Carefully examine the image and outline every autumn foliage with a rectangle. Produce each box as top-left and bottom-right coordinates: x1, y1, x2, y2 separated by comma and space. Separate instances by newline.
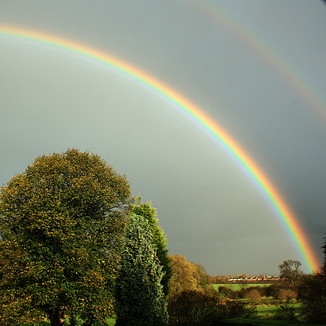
168, 254, 208, 296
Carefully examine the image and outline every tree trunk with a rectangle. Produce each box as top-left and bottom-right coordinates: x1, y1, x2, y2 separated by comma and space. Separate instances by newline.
48, 307, 63, 326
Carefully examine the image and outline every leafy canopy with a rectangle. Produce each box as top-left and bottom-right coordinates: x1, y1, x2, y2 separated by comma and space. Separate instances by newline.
0, 149, 132, 326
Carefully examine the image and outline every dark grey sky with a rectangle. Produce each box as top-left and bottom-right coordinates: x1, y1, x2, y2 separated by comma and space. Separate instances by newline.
0, 0, 325, 275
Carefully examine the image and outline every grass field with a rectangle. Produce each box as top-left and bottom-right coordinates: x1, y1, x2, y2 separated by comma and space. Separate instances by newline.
222, 318, 325, 325
212, 283, 270, 292
256, 303, 299, 317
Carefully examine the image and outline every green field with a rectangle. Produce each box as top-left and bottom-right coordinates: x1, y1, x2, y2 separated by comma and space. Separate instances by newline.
212, 283, 270, 291
223, 318, 325, 326
256, 303, 299, 317
223, 303, 326, 326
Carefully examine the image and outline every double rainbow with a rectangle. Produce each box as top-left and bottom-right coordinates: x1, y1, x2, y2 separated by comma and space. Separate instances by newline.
0, 25, 320, 272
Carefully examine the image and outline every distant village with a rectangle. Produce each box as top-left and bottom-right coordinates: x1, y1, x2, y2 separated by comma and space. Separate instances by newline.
227, 276, 281, 282
209, 275, 282, 284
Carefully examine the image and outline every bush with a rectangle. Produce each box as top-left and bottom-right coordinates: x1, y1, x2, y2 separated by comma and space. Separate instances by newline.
168, 290, 256, 325
168, 290, 221, 325
273, 304, 297, 321
278, 289, 298, 302
245, 289, 262, 304
218, 301, 256, 319
265, 284, 282, 298
238, 286, 265, 300
218, 286, 237, 299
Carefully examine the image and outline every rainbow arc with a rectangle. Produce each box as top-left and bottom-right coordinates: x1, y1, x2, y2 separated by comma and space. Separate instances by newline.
0, 25, 320, 272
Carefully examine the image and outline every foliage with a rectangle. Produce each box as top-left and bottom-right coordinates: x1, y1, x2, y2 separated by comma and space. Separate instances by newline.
168, 289, 256, 325
300, 273, 326, 324
278, 259, 303, 286
168, 254, 209, 296
114, 214, 168, 326
218, 300, 256, 320
265, 284, 282, 299
273, 304, 297, 321
167, 290, 221, 325
245, 289, 262, 304
218, 286, 237, 299
213, 284, 282, 301
0, 149, 132, 326
213, 283, 271, 291
131, 200, 172, 296
278, 289, 298, 301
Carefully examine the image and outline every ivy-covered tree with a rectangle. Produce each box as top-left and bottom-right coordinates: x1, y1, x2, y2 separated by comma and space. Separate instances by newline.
131, 200, 172, 296
114, 214, 168, 326
0, 149, 132, 326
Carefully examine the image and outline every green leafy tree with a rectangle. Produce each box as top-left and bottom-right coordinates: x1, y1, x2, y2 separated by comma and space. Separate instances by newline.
131, 200, 172, 296
114, 214, 168, 326
279, 259, 303, 286
0, 149, 131, 326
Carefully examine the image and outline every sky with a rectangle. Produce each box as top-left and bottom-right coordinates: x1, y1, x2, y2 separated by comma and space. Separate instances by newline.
0, 0, 325, 275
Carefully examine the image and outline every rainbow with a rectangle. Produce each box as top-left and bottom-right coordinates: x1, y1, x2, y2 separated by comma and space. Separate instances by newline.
192, 0, 326, 125
0, 25, 320, 272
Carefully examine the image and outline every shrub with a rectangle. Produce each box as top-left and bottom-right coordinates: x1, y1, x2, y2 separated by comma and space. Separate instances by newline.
217, 300, 256, 319
265, 284, 282, 298
218, 286, 235, 299
278, 289, 298, 302
168, 290, 256, 325
273, 304, 297, 321
168, 290, 221, 325
245, 289, 262, 304
238, 286, 265, 300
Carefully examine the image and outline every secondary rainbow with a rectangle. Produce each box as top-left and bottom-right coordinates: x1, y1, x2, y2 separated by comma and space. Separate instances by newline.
192, 0, 326, 125
0, 25, 320, 272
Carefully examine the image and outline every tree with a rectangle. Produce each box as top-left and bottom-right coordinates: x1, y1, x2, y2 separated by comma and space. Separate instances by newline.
114, 214, 168, 326
299, 234, 326, 324
300, 273, 326, 323
168, 254, 208, 297
131, 200, 172, 296
278, 259, 303, 286
0, 149, 132, 326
